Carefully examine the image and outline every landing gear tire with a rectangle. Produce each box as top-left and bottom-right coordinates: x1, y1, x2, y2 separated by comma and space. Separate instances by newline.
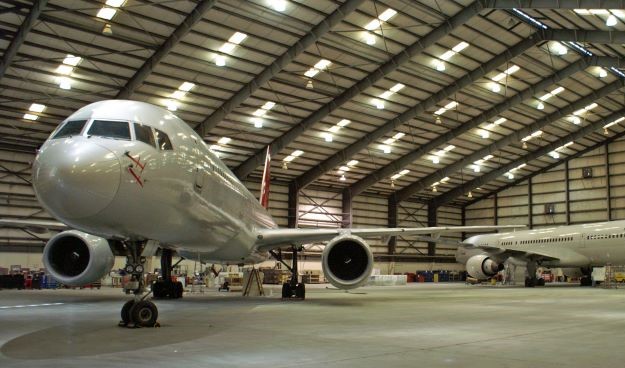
580, 275, 592, 286
536, 278, 545, 287
120, 300, 135, 326
131, 300, 159, 327
295, 283, 305, 299
524, 277, 535, 287
281, 283, 292, 298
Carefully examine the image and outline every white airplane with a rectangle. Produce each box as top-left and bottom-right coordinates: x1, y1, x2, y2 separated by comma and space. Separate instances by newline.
0, 100, 521, 327
456, 221, 625, 286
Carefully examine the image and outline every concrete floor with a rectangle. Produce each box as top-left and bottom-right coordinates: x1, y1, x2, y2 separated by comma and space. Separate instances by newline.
1, 283, 624, 367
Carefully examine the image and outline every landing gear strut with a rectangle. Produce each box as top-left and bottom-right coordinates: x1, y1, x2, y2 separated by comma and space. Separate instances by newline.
119, 241, 159, 328
524, 261, 545, 287
152, 248, 184, 299
580, 267, 592, 286
271, 246, 305, 300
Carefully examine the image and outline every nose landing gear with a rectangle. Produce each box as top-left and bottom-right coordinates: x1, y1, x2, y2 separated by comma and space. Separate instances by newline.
118, 241, 160, 328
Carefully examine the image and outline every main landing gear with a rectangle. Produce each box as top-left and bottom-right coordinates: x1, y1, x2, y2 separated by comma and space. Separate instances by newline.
270, 246, 305, 300
119, 241, 160, 328
524, 261, 545, 287
152, 248, 184, 299
579, 267, 593, 286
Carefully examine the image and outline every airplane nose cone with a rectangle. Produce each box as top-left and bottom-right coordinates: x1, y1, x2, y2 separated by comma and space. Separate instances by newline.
33, 140, 121, 220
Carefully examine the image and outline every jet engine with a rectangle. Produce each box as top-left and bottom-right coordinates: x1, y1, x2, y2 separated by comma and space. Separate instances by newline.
322, 234, 374, 289
465, 254, 503, 280
43, 230, 115, 286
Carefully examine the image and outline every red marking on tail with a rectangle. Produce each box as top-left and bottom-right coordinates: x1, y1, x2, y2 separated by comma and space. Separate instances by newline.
260, 146, 271, 210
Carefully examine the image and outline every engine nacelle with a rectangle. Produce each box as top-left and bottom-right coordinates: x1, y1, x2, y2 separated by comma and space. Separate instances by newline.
322, 235, 374, 290
43, 230, 114, 286
466, 254, 503, 280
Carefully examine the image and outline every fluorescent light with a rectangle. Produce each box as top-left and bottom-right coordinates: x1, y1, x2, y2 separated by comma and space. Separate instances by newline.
479, 130, 490, 139
599, 68, 608, 78
491, 83, 501, 93
441, 177, 449, 182
399, 169, 409, 175
364, 19, 381, 30
55, 65, 73, 75
378, 8, 397, 21
337, 119, 350, 127
440, 50, 455, 61
571, 116, 581, 125
431, 156, 440, 164
253, 109, 266, 117
392, 132, 405, 140
339, 166, 349, 171
390, 83, 405, 92
171, 90, 186, 99
165, 100, 178, 111
339, 175, 346, 181
380, 145, 391, 153
313, 59, 331, 70
323, 133, 333, 142
383, 138, 395, 145
284, 155, 295, 162
435, 61, 446, 71
329, 125, 340, 133
373, 99, 385, 109
494, 117, 507, 125
97, 7, 116, 20
537, 102, 545, 110
228, 32, 247, 44
304, 69, 319, 78
29, 103, 45, 112
292, 150, 304, 157
252, 118, 263, 128
218, 137, 231, 145
23, 113, 38, 121
58, 77, 72, 90
261, 101, 276, 110
215, 55, 226, 66
106, 0, 125, 6
607, 14, 618, 26
179, 82, 195, 91
219, 42, 236, 53
492, 65, 520, 82
604, 117, 625, 129
365, 33, 376, 45
269, 0, 287, 12
473, 165, 480, 172
444, 101, 458, 110
63, 55, 82, 66
347, 160, 358, 166
380, 91, 393, 100
452, 42, 469, 52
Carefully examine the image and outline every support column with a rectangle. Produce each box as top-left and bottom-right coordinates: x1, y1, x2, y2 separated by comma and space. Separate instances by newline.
427, 205, 437, 256
387, 196, 398, 255
528, 177, 533, 229
494, 193, 498, 226
287, 182, 299, 228
341, 188, 352, 228
605, 142, 612, 221
565, 161, 570, 225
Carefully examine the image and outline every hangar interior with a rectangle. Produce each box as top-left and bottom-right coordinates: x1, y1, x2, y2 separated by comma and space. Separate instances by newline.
2, 1, 625, 367
2, 0, 625, 270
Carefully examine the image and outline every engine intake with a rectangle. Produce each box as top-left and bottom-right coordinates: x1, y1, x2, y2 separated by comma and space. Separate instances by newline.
322, 235, 374, 289
465, 254, 504, 280
43, 230, 114, 286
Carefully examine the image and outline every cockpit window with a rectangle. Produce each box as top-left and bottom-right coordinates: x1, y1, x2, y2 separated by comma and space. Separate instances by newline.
87, 120, 131, 140
52, 120, 87, 139
155, 129, 173, 150
134, 123, 155, 147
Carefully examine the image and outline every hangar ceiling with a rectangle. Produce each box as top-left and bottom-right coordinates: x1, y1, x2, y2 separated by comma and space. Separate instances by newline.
1, 0, 625, 210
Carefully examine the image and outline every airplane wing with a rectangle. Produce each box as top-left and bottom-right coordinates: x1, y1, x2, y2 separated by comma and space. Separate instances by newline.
255, 225, 525, 250
0, 218, 68, 233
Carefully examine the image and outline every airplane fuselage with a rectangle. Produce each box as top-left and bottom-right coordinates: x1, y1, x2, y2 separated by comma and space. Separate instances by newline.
33, 100, 276, 263
457, 220, 625, 268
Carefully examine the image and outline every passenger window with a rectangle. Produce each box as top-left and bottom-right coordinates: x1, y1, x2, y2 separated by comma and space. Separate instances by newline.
134, 124, 155, 147
88, 120, 131, 140
155, 129, 173, 150
52, 120, 87, 139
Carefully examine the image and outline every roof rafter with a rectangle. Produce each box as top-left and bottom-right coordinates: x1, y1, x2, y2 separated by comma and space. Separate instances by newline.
233, 0, 489, 179
0, 0, 48, 81
484, 0, 625, 8
433, 108, 625, 208
347, 55, 624, 198
194, 0, 366, 138
399, 79, 625, 204
115, 0, 217, 99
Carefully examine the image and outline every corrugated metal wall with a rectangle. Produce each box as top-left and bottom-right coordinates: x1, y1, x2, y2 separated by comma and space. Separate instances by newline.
466, 139, 625, 227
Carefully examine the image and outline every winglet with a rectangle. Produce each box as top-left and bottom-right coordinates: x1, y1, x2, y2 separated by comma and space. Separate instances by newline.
260, 146, 271, 210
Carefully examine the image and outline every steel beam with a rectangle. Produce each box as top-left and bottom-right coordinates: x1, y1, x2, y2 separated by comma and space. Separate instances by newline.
484, 0, 625, 8
565, 160, 570, 225
294, 34, 541, 190
287, 182, 298, 228
349, 56, 617, 198
115, 0, 216, 99
234, 0, 489, 179
196, 0, 365, 139
548, 30, 625, 45
399, 79, 625, 203
0, 0, 48, 81
433, 108, 625, 207
605, 142, 612, 221
387, 197, 397, 255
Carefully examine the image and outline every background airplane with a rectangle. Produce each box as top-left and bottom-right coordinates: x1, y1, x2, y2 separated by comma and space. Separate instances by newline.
456, 221, 625, 286
1, 100, 522, 327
